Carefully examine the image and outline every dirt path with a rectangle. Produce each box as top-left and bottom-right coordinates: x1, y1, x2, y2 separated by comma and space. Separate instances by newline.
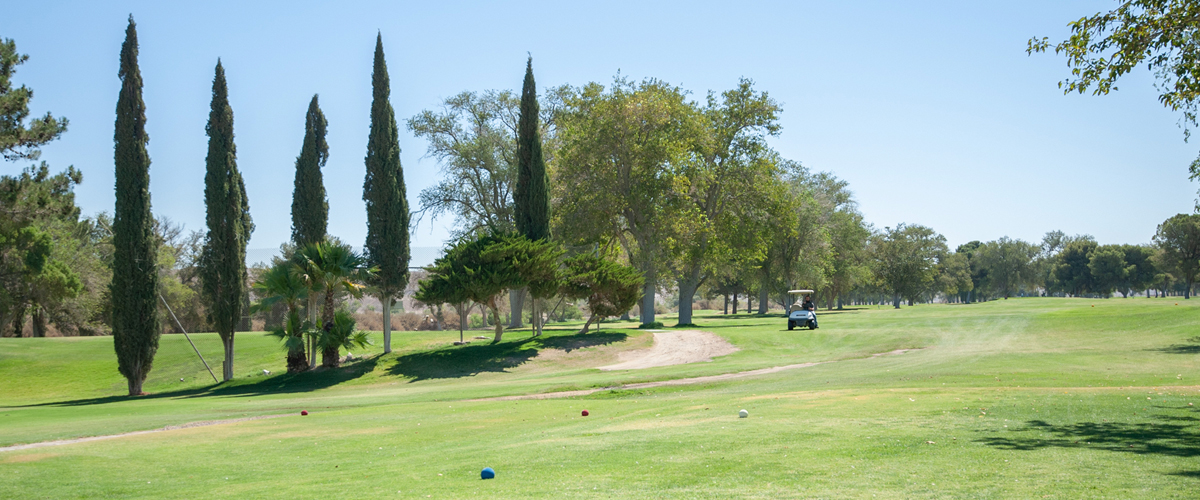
0, 414, 291, 453
599, 330, 739, 371
476, 348, 923, 401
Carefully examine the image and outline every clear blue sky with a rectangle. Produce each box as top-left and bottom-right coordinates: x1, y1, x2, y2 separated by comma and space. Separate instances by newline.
5, 1, 1196, 264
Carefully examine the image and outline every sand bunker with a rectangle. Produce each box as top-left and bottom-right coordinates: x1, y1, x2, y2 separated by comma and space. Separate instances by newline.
599, 330, 739, 371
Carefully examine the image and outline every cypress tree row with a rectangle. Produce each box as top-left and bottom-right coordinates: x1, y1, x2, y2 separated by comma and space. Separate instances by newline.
111, 16, 160, 396
362, 33, 410, 354
199, 60, 253, 382
513, 56, 552, 335
291, 94, 329, 247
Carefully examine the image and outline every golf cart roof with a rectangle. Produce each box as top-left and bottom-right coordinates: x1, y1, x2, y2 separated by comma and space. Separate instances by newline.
788, 289, 815, 295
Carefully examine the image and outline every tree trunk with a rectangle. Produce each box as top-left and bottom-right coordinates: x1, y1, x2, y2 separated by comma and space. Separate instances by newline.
746, 294, 753, 314
893, 294, 901, 309
509, 288, 525, 328
577, 314, 597, 334
127, 370, 145, 396
731, 293, 738, 315
322, 344, 340, 368
640, 268, 657, 326
11, 306, 25, 337
490, 298, 504, 342
757, 286, 769, 315
321, 290, 339, 368
723, 295, 728, 314
307, 295, 319, 368
531, 297, 540, 337
382, 295, 392, 354
837, 296, 843, 310
677, 273, 701, 325
31, 307, 46, 337
286, 341, 307, 373
221, 333, 234, 381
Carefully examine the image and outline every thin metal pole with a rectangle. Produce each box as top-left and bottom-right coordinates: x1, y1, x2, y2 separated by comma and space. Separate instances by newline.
159, 294, 219, 384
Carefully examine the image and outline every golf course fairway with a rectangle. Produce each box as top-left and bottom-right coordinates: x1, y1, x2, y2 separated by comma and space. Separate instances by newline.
1, 297, 1197, 498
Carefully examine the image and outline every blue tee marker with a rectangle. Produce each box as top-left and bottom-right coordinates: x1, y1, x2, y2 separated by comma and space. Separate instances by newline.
481, 467, 495, 479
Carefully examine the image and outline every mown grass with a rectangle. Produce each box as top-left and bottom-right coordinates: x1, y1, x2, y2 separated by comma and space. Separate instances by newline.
1, 298, 1197, 498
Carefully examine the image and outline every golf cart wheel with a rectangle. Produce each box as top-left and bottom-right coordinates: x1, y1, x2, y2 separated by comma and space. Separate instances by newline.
787, 321, 794, 330
808, 322, 817, 330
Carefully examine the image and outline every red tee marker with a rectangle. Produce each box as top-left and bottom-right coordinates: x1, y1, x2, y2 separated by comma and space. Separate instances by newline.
301, 411, 308, 416
581, 410, 589, 417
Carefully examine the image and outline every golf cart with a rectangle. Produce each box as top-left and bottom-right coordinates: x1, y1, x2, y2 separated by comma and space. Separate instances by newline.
787, 289, 818, 330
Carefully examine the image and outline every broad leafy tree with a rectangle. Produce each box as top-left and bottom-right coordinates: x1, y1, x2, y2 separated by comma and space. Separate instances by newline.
415, 233, 521, 342
560, 253, 644, 334
976, 237, 1040, 299
1154, 213, 1200, 298
484, 234, 561, 336
0, 38, 67, 162
555, 77, 695, 326
1119, 244, 1159, 296
408, 88, 530, 326
112, 17, 160, 395
362, 34, 410, 354
200, 60, 253, 382
1051, 239, 1100, 297
673, 79, 781, 324
936, 251, 973, 301
869, 224, 947, 307
292, 95, 329, 247
1088, 244, 1132, 297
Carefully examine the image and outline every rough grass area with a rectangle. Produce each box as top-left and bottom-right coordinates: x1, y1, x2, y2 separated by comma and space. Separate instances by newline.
1, 298, 1197, 498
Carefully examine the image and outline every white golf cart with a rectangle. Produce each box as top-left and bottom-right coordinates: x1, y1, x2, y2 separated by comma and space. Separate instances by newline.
787, 289, 818, 330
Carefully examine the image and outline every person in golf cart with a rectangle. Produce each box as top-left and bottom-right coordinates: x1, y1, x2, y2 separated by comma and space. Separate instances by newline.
787, 289, 819, 330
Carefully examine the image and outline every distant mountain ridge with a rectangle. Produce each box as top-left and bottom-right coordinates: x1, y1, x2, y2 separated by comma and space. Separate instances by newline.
246, 246, 442, 268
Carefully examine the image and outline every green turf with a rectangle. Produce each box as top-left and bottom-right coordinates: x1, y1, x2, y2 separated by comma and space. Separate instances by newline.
1, 298, 1197, 498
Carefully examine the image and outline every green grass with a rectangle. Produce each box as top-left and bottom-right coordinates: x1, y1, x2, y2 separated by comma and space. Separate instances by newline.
1, 298, 1198, 498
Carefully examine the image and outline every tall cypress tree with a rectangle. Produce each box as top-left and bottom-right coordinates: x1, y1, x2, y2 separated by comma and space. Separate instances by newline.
362, 33, 410, 354
199, 60, 252, 381
291, 94, 329, 247
112, 16, 160, 396
513, 56, 551, 335
514, 55, 550, 242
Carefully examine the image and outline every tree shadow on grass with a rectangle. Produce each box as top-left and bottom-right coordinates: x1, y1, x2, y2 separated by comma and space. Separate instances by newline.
388, 338, 540, 381
534, 331, 627, 352
1149, 344, 1200, 354
387, 330, 629, 381
5, 356, 381, 408
978, 416, 1200, 460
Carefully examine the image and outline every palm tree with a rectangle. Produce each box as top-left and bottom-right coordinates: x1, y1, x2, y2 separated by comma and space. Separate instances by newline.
252, 262, 310, 372
295, 241, 371, 368
318, 310, 372, 362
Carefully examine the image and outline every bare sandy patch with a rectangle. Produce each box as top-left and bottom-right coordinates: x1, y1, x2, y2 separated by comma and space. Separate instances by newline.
599, 330, 738, 371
